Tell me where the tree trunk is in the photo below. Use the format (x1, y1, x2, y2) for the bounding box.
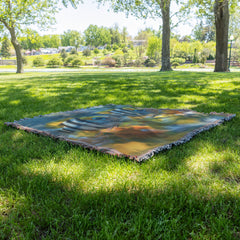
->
(214, 0, 229, 72)
(9, 27, 24, 73)
(160, 0, 172, 71)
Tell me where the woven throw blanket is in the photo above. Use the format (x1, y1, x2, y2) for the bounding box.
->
(5, 105, 235, 162)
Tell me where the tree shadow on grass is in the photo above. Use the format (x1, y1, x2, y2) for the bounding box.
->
(1, 71, 239, 168)
(0, 71, 240, 239)
(1, 143, 240, 239)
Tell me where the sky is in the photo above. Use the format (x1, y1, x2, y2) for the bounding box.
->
(40, 1, 195, 37)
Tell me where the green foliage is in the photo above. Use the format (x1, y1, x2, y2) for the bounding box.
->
(114, 49, 124, 55)
(193, 21, 215, 42)
(171, 62, 180, 68)
(0, 0, 60, 32)
(112, 55, 123, 67)
(47, 57, 63, 68)
(123, 53, 130, 66)
(103, 49, 108, 55)
(146, 36, 161, 63)
(71, 57, 83, 67)
(112, 43, 119, 51)
(0, 37, 11, 59)
(229, 5, 240, 41)
(93, 48, 100, 54)
(121, 27, 128, 44)
(33, 56, 45, 67)
(171, 39, 216, 62)
(60, 49, 68, 60)
(106, 44, 112, 51)
(0, 0, 76, 73)
(109, 24, 121, 45)
(122, 47, 128, 53)
(61, 30, 83, 49)
(64, 55, 83, 67)
(40, 34, 61, 48)
(64, 55, 76, 66)
(70, 48, 78, 55)
(144, 58, 156, 67)
(193, 51, 199, 64)
(94, 58, 101, 66)
(82, 49, 91, 57)
(84, 25, 111, 47)
(171, 58, 186, 65)
(135, 28, 154, 42)
(19, 29, 42, 51)
(133, 58, 144, 67)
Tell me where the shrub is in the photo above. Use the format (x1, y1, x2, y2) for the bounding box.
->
(125, 59, 134, 67)
(112, 44, 119, 51)
(133, 58, 143, 67)
(33, 56, 45, 67)
(94, 48, 99, 54)
(71, 57, 83, 67)
(144, 58, 156, 67)
(170, 58, 185, 65)
(70, 48, 78, 55)
(64, 56, 75, 66)
(103, 49, 108, 55)
(102, 57, 116, 67)
(94, 58, 101, 66)
(129, 43, 134, 50)
(171, 62, 180, 68)
(123, 53, 130, 67)
(47, 57, 62, 68)
(60, 49, 68, 60)
(106, 45, 112, 51)
(122, 47, 128, 53)
(112, 55, 123, 67)
(114, 49, 124, 56)
(82, 49, 91, 57)
(200, 56, 207, 64)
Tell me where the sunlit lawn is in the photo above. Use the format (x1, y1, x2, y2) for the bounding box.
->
(0, 71, 239, 239)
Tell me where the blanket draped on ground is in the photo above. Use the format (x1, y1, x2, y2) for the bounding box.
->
(5, 104, 235, 162)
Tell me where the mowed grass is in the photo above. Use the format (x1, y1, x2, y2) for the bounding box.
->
(0, 71, 239, 239)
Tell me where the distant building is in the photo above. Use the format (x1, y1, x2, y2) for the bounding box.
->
(58, 46, 75, 53)
(24, 50, 41, 55)
(132, 40, 147, 47)
(78, 45, 89, 52)
(39, 48, 58, 54)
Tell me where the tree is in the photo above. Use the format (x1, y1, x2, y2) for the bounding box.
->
(193, 21, 215, 42)
(146, 36, 162, 63)
(229, 5, 240, 40)
(214, 0, 229, 71)
(1, 36, 11, 59)
(0, 0, 61, 73)
(96, 0, 176, 71)
(61, 30, 83, 49)
(84, 25, 111, 47)
(0, 0, 82, 73)
(109, 24, 121, 45)
(159, 0, 172, 71)
(188, 0, 239, 72)
(121, 27, 129, 44)
(20, 29, 42, 51)
(134, 28, 154, 45)
(40, 34, 61, 48)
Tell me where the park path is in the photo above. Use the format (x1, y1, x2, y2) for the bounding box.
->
(0, 68, 239, 73)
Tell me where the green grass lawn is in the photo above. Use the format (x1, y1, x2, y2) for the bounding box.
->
(0, 71, 239, 239)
